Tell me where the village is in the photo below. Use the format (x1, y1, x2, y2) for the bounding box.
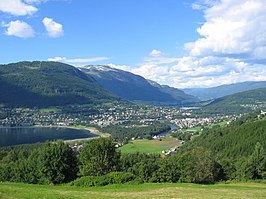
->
(0, 104, 236, 131)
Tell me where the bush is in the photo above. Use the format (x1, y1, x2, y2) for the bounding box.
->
(71, 172, 135, 187)
(71, 176, 109, 187)
(107, 172, 135, 184)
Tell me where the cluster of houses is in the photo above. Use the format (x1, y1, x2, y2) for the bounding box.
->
(0, 104, 237, 135)
(170, 115, 235, 129)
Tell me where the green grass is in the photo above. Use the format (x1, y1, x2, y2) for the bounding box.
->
(0, 182, 266, 199)
(119, 137, 180, 154)
(207, 121, 229, 128)
(184, 121, 230, 133)
(186, 126, 203, 132)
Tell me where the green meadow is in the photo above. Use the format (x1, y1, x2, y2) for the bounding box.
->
(119, 137, 180, 153)
(0, 182, 266, 199)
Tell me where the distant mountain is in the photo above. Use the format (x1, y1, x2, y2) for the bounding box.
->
(202, 88, 266, 114)
(80, 65, 198, 105)
(147, 80, 198, 104)
(183, 81, 266, 101)
(0, 61, 118, 107)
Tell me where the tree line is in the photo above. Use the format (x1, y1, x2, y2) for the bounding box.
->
(100, 123, 170, 144)
(0, 137, 265, 186)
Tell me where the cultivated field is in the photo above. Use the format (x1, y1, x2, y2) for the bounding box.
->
(0, 182, 265, 199)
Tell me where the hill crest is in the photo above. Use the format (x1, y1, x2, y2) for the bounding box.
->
(80, 65, 198, 105)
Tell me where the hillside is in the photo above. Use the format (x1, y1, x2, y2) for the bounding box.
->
(148, 80, 198, 104)
(202, 88, 266, 114)
(184, 114, 266, 160)
(80, 65, 197, 105)
(0, 61, 118, 107)
(184, 81, 266, 101)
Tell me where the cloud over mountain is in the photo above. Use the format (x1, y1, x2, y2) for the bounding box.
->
(113, 0, 266, 88)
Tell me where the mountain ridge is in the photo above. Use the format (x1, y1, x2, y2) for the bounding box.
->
(183, 81, 266, 101)
(0, 61, 118, 107)
(80, 65, 198, 105)
(202, 87, 266, 114)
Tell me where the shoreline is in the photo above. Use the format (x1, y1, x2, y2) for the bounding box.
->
(0, 125, 110, 144)
(64, 126, 110, 143)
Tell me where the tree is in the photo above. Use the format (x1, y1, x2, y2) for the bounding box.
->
(235, 157, 253, 180)
(236, 143, 266, 180)
(249, 142, 266, 179)
(37, 141, 78, 184)
(178, 148, 219, 184)
(219, 158, 236, 180)
(0, 163, 13, 182)
(151, 157, 180, 183)
(190, 148, 218, 183)
(131, 158, 160, 182)
(79, 138, 120, 176)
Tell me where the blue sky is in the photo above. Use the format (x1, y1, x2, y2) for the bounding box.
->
(1, 0, 266, 88)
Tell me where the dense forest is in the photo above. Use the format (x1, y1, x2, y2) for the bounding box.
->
(185, 120, 266, 159)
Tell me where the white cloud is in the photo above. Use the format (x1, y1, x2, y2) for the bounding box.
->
(178, 0, 266, 87)
(110, 51, 266, 89)
(66, 57, 109, 63)
(47, 57, 66, 62)
(188, 0, 266, 60)
(4, 20, 35, 38)
(144, 49, 179, 65)
(192, 0, 219, 10)
(48, 56, 110, 65)
(0, 0, 37, 16)
(107, 63, 133, 72)
(150, 49, 163, 57)
(24, 0, 47, 4)
(42, 17, 64, 38)
(118, 0, 266, 88)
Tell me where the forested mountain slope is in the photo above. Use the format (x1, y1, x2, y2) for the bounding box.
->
(0, 61, 118, 107)
(80, 65, 198, 105)
(184, 113, 266, 159)
(202, 88, 266, 114)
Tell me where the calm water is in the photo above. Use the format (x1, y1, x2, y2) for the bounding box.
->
(0, 127, 98, 147)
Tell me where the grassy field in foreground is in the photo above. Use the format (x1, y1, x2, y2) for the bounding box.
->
(0, 182, 266, 199)
(119, 137, 180, 153)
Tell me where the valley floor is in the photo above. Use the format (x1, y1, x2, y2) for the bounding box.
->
(0, 182, 266, 199)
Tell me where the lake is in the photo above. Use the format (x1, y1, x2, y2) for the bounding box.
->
(0, 127, 98, 147)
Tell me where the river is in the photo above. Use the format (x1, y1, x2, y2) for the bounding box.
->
(155, 125, 179, 137)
